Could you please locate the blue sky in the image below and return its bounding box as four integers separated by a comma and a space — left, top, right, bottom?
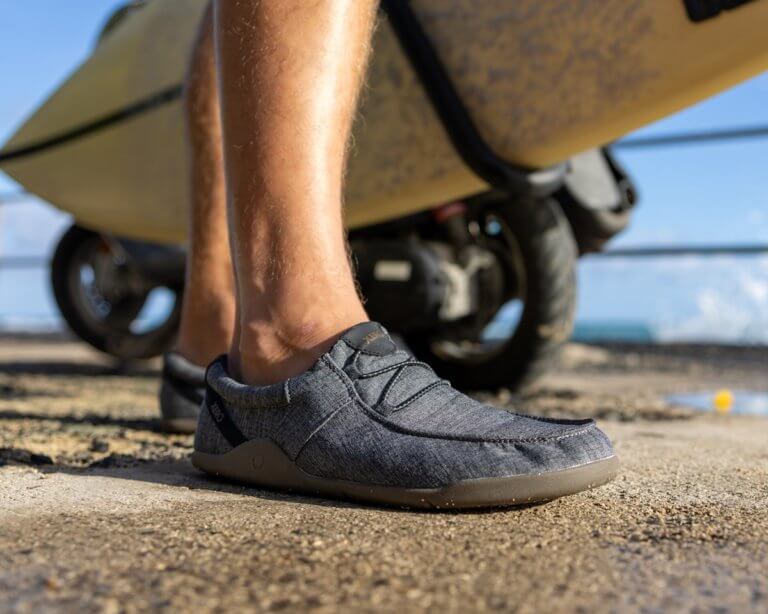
1, 2, 767, 341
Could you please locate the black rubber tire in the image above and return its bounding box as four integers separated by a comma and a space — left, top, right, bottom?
407, 195, 577, 391
51, 224, 181, 360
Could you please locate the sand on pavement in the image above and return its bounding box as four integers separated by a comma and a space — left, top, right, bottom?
1, 337, 766, 612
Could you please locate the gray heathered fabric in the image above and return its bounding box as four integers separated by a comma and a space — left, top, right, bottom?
159, 352, 205, 422
195, 322, 615, 488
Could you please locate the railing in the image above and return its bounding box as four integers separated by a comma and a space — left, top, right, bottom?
590, 245, 768, 258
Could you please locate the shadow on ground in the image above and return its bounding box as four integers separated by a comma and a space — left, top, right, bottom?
0, 409, 159, 431
0, 360, 158, 378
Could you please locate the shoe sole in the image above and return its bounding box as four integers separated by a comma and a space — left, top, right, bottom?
159, 417, 198, 434
191, 439, 619, 509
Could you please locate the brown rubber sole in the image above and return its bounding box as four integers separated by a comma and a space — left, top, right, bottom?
191, 439, 619, 510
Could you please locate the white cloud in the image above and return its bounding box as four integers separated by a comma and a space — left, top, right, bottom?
655, 261, 768, 344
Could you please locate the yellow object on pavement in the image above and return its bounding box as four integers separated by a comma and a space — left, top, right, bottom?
713, 389, 734, 414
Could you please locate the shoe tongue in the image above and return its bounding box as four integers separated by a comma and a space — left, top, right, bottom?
339, 321, 397, 356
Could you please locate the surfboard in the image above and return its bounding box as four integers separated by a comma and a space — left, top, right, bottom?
2, 0, 767, 244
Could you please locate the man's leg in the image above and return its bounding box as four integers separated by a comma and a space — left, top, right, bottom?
175, 2, 235, 367
215, 0, 372, 385
158, 3, 232, 433
193, 0, 618, 508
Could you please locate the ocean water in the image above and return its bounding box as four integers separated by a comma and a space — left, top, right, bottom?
577, 256, 768, 345
667, 391, 768, 416
572, 321, 654, 343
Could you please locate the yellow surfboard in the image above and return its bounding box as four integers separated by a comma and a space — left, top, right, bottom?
2, 0, 767, 244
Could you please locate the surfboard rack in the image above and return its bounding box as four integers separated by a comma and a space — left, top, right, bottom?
381, 0, 566, 197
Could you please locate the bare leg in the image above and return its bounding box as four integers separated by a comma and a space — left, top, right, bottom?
194, 0, 618, 508
215, 0, 375, 384
174, 2, 236, 367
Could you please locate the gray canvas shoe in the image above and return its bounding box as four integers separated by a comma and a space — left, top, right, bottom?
192, 322, 618, 509
159, 352, 205, 434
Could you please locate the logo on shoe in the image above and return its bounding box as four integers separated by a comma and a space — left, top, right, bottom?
209, 402, 225, 423
364, 330, 386, 345
359, 326, 396, 356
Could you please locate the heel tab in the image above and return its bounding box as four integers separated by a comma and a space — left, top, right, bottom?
203, 370, 247, 448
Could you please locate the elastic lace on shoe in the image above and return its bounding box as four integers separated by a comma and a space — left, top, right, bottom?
355, 354, 450, 410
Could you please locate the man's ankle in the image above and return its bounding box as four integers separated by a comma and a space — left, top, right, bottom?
231, 315, 366, 385
175, 298, 235, 366
175, 326, 233, 367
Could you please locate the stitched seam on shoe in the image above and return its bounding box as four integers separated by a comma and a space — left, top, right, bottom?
293, 398, 354, 462
361, 396, 596, 444
506, 410, 592, 426
321, 355, 595, 444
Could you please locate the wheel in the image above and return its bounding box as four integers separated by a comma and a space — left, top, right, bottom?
51, 224, 181, 360
406, 194, 577, 391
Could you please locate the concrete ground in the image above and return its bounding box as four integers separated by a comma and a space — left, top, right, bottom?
0, 337, 766, 612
